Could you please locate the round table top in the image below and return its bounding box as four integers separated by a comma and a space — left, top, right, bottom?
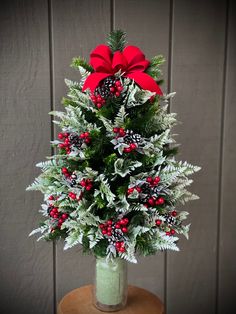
58, 285, 164, 314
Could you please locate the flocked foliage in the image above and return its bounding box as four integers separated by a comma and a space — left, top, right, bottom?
27, 30, 200, 263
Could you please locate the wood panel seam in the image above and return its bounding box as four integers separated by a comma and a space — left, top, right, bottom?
165, 0, 174, 310
48, 0, 57, 313
111, 0, 115, 31
216, 1, 230, 313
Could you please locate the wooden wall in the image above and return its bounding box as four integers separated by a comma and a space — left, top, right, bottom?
0, 1, 235, 313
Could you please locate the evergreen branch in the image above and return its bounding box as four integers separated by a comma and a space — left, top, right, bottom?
146, 55, 165, 80
71, 56, 93, 72
107, 29, 127, 52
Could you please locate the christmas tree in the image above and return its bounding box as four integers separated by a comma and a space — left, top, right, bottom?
27, 30, 200, 263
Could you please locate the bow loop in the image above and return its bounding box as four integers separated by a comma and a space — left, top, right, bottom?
90, 45, 112, 73
112, 51, 128, 73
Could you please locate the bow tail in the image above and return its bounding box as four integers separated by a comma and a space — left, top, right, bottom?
82, 72, 110, 92
126, 72, 163, 95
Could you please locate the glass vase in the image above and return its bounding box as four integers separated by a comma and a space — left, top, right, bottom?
93, 257, 128, 312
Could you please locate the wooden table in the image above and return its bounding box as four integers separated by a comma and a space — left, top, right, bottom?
58, 285, 164, 314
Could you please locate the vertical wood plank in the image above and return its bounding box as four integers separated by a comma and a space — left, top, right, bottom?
50, 0, 111, 303
0, 1, 54, 313
218, 1, 236, 313
167, 1, 226, 313
114, 0, 171, 299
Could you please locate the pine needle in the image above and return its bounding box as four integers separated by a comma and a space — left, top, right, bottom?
107, 29, 127, 52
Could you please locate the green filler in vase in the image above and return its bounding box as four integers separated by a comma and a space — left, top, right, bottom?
94, 257, 127, 311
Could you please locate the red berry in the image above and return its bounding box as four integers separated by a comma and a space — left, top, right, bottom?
69, 192, 76, 200
59, 218, 64, 224
62, 167, 68, 174
64, 133, 69, 137
61, 213, 68, 220
157, 197, 165, 205
110, 87, 115, 92
59, 143, 65, 149
53, 214, 59, 219
171, 229, 175, 235
156, 219, 162, 226
172, 211, 177, 217
97, 96, 102, 102
58, 133, 64, 139
113, 127, 119, 133
99, 224, 104, 229
48, 195, 54, 200
102, 230, 107, 235
107, 231, 112, 236
91, 95, 96, 102
130, 143, 137, 150
119, 219, 126, 225
107, 227, 112, 232
119, 131, 126, 137
117, 86, 123, 91
119, 247, 126, 253
84, 132, 90, 137
115, 223, 121, 229
96, 103, 102, 109
107, 220, 112, 226
115, 80, 121, 87
80, 179, 86, 187
154, 176, 160, 184
146, 177, 153, 183
115, 91, 120, 97
135, 186, 142, 193
127, 187, 134, 194
50, 212, 54, 217
64, 138, 70, 145
148, 198, 155, 206
52, 207, 58, 213
123, 218, 129, 225
115, 242, 121, 249
124, 147, 131, 153
85, 138, 91, 144
121, 227, 128, 233
80, 133, 85, 138
166, 231, 171, 236
85, 185, 92, 191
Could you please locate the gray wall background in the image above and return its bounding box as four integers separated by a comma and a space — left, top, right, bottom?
0, 0, 235, 313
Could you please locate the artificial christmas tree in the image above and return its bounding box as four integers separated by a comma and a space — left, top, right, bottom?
27, 30, 200, 311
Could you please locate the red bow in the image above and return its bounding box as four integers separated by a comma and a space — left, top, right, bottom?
82, 45, 163, 95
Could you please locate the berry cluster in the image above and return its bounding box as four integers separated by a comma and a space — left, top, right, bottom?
90, 77, 123, 109
146, 176, 161, 186
128, 176, 165, 208
58, 132, 91, 154
99, 217, 129, 253
47, 200, 68, 231
155, 210, 178, 236
113, 128, 142, 153
61, 167, 93, 201
68, 191, 83, 201
62, 168, 79, 188
80, 178, 93, 191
